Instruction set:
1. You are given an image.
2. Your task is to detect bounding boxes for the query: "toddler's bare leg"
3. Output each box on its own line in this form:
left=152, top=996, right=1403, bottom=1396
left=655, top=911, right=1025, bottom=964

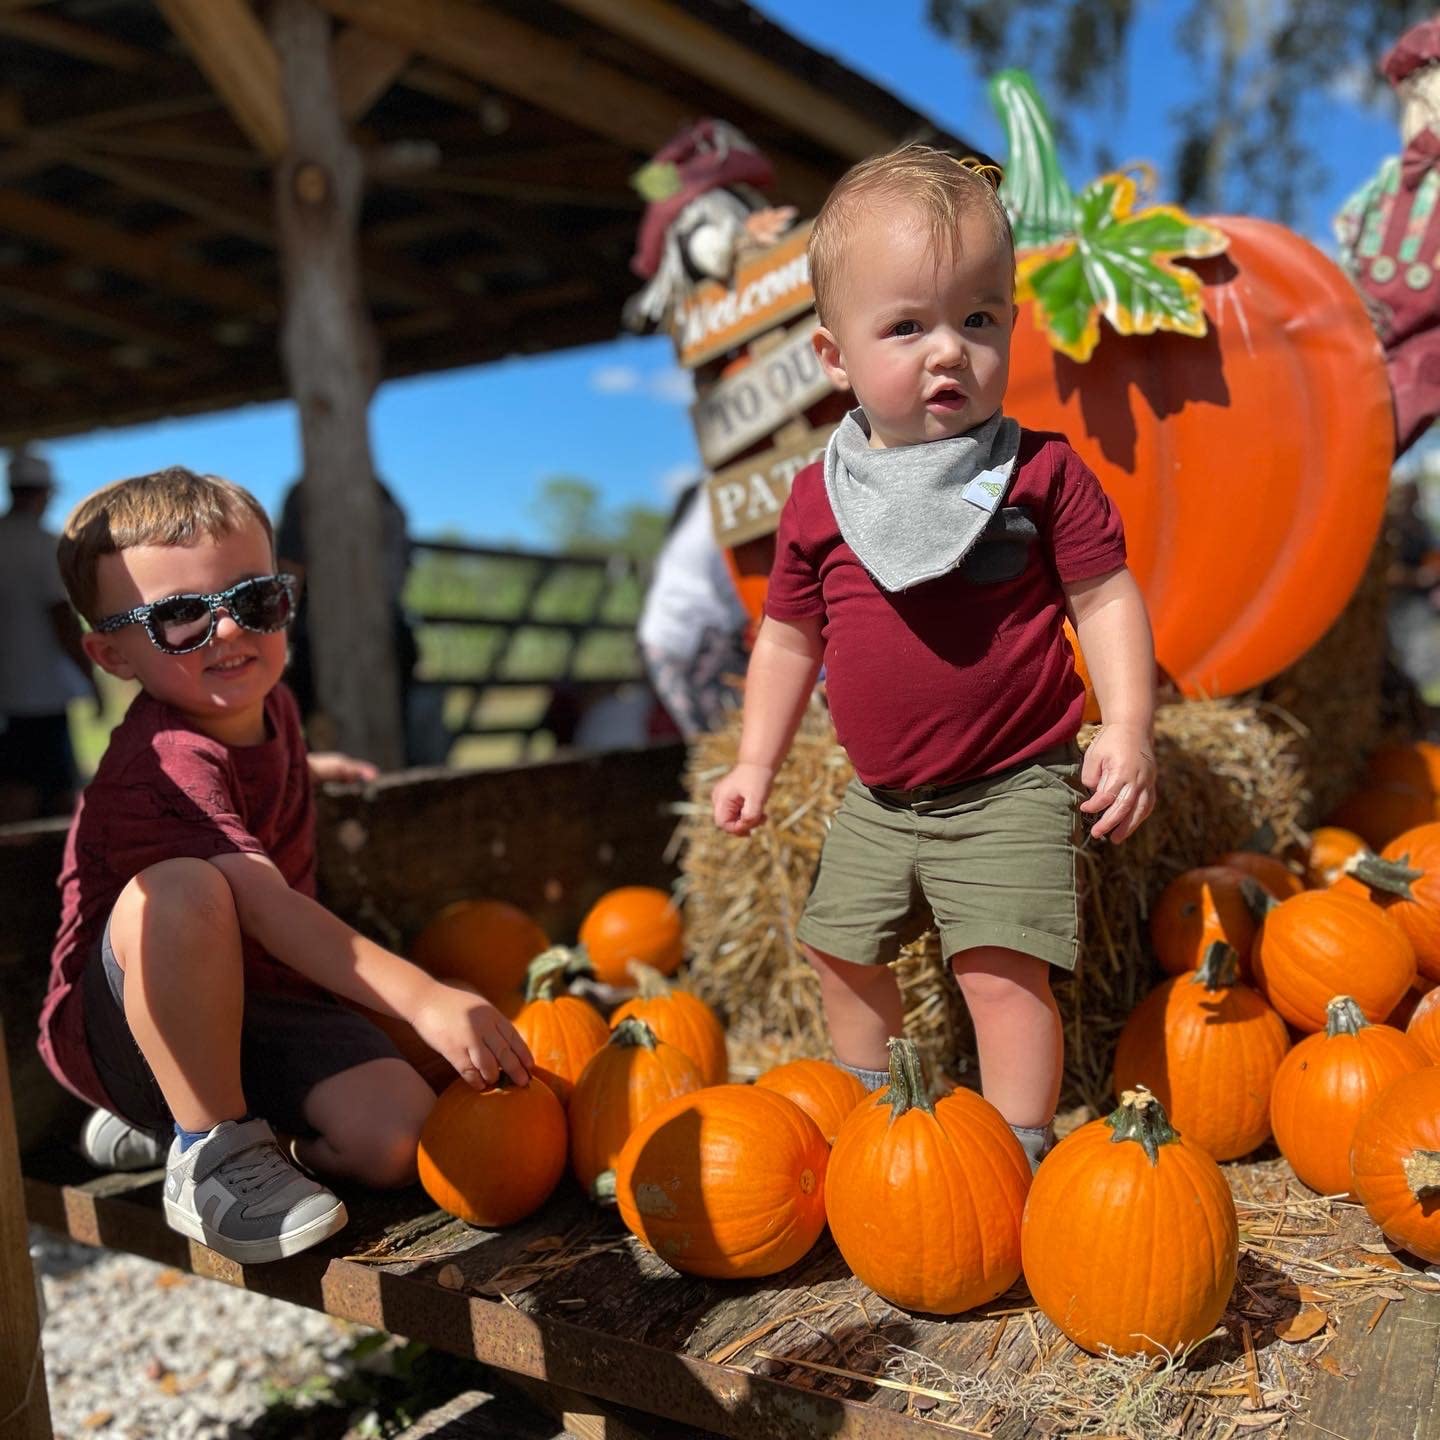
left=802, top=944, right=903, bottom=1072
left=297, top=1058, right=436, bottom=1188
left=949, top=946, right=1062, bottom=1128
left=107, top=858, right=247, bottom=1132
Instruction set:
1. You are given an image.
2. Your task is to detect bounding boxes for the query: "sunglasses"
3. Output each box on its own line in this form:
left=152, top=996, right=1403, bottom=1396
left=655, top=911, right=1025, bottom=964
left=94, top=573, right=299, bottom=655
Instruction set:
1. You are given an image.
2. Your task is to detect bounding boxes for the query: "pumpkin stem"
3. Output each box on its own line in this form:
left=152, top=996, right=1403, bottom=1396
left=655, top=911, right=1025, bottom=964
left=881, top=1037, right=936, bottom=1121
left=986, top=69, right=1075, bottom=247
left=1324, top=995, right=1371, bottom=1037
left=1191, top=941, right=1240, bottom=991
left=1343, top=852, right=1422, bottom=900
left=1105, top=1086, right=1181, bottom=1166
left=1238, top=877, right=1274, bottom=923
left=627, top=962, right=672, bottom=998
left=523, top=945, right=586, bottom=1001
left=608, top=1017, right=659, bottom=1050
left=591, top=1169, right=617, bottom=1205
left=1403, top=1149, right=1440, bottom=1199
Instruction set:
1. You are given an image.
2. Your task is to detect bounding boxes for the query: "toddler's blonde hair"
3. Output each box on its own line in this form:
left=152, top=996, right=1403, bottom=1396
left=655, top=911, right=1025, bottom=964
left=808, top=144, right=1012, bottom=325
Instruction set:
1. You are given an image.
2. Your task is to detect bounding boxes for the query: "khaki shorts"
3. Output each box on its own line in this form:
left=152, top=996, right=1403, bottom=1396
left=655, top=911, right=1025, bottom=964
left=796, top=744, right=1085, bottom=971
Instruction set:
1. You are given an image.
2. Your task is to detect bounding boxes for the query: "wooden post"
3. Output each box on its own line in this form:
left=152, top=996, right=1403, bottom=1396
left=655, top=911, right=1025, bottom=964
left=0, top=1029, right=51, bottom=1440
left=271, top=0, right=403, bottom=769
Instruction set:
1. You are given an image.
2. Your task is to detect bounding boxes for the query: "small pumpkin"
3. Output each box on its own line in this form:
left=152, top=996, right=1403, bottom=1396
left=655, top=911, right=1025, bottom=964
left=755, top=1058, right=867, bottom=1146
left=512, top=948, right=610, bottom=1105
left=1250, top=888, right=1416, bottom=1032
left=1112, top=941, right=1289, bottom=1161
left=568, top=1018, right=703, bottom=1193
left=410, top=898, right=549, bottom=1018
left=417, top=1074, right=567, bottom=1228
left=1216, top=851, right=1305, bottom=900
left=579, top=886, right=684, bottom=985
left=1149, top=867, right=1268, bottom=978
left=1350, top=1068, right=1440, bottom=1263
left=609, top=963, right=728, bottom=1085
left=612, top=1084, right=829, bottom=1279
left=1405, top=985, right=1440, bottom=1063
left=1305, top=827, right=1369, bottom=889
left=1020, top=1087, right=1239, bottom=1357
left=825, top=1039, right=1029, bottom=1314
left=1269, top=995, right=1429, bottom=1198
left=1335, top=822, right=1440, bottom=984
left=1326, top=742, right=1440, bottom=849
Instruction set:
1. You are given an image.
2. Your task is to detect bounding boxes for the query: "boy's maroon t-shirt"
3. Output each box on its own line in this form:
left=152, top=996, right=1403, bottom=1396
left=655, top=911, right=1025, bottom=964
left=38, top=683, right=322, bottom=1111
left=765, top=429, right=1127, bottom=791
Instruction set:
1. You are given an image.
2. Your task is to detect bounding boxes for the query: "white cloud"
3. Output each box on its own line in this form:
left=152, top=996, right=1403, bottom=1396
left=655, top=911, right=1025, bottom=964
left=647, top=368, right=694, bottom=404
left=589, top=364, right=644, bottom=394
left=588, top=363, right=693, bottom=405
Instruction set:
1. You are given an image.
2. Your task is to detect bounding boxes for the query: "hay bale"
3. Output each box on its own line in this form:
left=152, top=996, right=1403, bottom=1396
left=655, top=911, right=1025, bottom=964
left=678, top=544, right=1394, bottom=1112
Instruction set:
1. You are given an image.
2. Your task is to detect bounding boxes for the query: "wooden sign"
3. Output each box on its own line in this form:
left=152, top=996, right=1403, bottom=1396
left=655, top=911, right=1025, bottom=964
left=706, top=423, right=837, bottom=547
left=690, top=318, right=835, bottom=469
left=675, top=221, right=815, bottom=368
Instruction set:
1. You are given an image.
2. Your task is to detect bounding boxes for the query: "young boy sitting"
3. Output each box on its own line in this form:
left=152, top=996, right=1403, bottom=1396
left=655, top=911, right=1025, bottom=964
left=711, top=147, right=1157, bottom=1168
left=37, top=467, right=534, bottom=1263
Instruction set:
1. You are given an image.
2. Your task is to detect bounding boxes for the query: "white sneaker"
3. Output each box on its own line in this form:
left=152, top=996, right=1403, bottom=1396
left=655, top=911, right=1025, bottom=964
left=78, top=1108, right=169, bottom=1172
left=162, top=1118, right=347, bottom=1264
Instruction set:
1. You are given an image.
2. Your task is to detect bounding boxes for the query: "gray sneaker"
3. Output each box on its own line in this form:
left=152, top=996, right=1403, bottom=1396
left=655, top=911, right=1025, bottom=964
left=162, top=1118, right=347, bottom=1264
left=79, top=1108, right=169, bottom=1172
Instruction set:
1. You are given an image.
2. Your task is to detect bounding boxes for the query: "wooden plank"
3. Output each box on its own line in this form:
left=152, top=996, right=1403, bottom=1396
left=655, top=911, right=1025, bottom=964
left=154, top=0, right=288, bottom=159
left=690, top=319, right=834, bottom=468
left=708, top=424, right=836, bottom=547
left=552, top=0, right=895, bottom=162
left=0, top=11, right=148, bottom=70
left=333, top=25, right=411, bottom=121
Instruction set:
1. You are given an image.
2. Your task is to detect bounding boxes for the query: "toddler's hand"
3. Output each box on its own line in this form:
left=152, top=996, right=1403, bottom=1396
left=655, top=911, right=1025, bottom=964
left=411, top=982, right=534, bottom=1090
left=308, top=751, right=380, bottom=785
left=712, top=762, right=774, bottom=837
left=1079, top=723, right=1156, bottom=844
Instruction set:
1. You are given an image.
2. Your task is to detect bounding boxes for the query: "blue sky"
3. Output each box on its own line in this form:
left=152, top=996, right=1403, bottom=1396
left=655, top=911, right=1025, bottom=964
left=34, top=0, right=1401, bottom=547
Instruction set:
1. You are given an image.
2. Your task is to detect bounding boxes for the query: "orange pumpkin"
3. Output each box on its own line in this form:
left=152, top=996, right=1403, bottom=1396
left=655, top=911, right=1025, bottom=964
left=1350, top=1069, right=1440, bottom=1263
left=1149, top=867, right=1267, bottom=978
left=1406, top=986, right=1440, bottom=1063
left=1250, top=889, right=1416, bottom=1032
left=609, top=964, right=728, bottom=1085
left=568, top=1018, right=703, bottom=1193
left=1269, top=995, right=1429, bottom=1199
left=417, top=1074, right=567, bottom=1228
left=1327, top=742, right=1440, bottom=849
left=579, top=886, right=684, bottom=986
left=1305, top=827, right=1369, bottom=889
left=825, top=1040, right=1028, bottom=1314
left=1007, top=217, right=1392, bottom=699
left=1217, top=851, right=1305, bottom=900
left=1112, top=942, right=1289, bottom=1161
left=613, top=1084, right=829, bottom=1279
left=1021, top=1087, right=1238, bottom=1357
left=511, top=948, right=610, bottom=1105
left=1336, top=823, right=1440, bottom=984
left=409, top=898, right=549, bottom=1019
left=755, top=1058, right=867, bottom=1146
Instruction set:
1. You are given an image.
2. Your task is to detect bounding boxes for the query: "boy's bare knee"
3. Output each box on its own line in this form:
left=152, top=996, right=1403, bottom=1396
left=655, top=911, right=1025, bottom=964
left=111, top=857, right=239, bottom=969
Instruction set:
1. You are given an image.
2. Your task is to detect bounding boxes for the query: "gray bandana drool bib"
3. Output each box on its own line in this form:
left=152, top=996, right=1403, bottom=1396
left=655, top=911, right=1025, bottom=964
left=823, top=408, right=1022, bottom=592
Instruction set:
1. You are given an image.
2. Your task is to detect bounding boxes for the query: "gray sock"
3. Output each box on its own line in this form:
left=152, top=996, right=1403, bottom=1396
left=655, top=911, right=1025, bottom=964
left=1010, top=1122, right=1057, bottom=1173
left=835, top=1059, right=891, bottom=1093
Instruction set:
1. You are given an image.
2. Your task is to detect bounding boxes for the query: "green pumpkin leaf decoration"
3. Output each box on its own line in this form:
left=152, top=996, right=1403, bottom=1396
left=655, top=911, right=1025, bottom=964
left=1016, top=170, right=1229, bottom=363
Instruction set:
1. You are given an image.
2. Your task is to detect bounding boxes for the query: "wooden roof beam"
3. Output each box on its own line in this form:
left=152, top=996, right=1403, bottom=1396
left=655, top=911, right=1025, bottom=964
left=0, top=11, right=149, bottom=70
left=0, top=273, right=219, bottom=357
left=153, top=0, right=288, bottom=160
left=333, top=25, right=411, bottom=121
left=552, top=0, right=895, bottom=161
left=310, top=0, right=835, bottom=211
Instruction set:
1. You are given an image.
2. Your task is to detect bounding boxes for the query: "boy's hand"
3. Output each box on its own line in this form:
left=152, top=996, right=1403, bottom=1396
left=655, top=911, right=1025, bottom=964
left=411, top=982, right=534, bottom=1090
left=308, top=751, right=380, bottom=785
left=713, top=762, right=775, bottom=837
left=1078, top=723, right=1156, bottom=844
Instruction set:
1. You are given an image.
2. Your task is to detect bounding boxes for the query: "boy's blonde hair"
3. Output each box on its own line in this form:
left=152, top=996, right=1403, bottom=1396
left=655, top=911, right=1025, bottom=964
left=59, top=466, right=273, bottom=623
left=808, top=144, right=1013, bottom=326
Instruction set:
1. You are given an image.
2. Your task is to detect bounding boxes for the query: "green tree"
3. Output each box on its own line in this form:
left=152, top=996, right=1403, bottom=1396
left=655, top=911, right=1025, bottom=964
left=927, top=0, right=1430, bottom=224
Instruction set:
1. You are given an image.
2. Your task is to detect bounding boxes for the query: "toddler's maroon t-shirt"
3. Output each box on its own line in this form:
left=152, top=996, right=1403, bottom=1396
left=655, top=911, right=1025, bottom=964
left=38, top=683, right=321, bottom=1110
left=764, top=429, right=1127, bottom=791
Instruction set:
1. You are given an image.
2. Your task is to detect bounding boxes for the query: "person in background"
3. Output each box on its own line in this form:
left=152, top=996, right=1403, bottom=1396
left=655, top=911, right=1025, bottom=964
left=0, top=448, right=98, bottom=823
left=638, top=480, right=750, bottom=739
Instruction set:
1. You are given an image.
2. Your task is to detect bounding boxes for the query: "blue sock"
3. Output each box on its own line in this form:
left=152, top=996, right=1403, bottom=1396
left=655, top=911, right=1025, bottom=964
left=174, top=1115, right=253, bottom=1152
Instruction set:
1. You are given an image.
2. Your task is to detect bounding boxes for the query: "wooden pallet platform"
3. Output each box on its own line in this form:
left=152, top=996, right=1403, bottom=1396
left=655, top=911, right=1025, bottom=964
left=22, top=1148, right=1440, bottom=1439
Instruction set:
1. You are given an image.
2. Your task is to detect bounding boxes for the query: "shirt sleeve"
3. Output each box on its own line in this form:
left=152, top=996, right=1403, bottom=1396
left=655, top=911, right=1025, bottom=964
left=1046, top=442, right=1128, bottom=582
left=763, top=480, right=825, bottom=620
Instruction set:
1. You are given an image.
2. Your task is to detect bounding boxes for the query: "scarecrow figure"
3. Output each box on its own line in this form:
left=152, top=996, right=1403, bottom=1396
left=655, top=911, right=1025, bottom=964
left=624, top=119, right=796, bottom=334
left=1336, top=17, right=1440, bottom=455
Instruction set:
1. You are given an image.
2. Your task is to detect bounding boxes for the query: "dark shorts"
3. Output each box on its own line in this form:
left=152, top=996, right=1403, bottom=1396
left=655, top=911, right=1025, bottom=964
left=796, top=743, right=1086, bottom=971
left=81, top=912, right=402, bottom=1136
